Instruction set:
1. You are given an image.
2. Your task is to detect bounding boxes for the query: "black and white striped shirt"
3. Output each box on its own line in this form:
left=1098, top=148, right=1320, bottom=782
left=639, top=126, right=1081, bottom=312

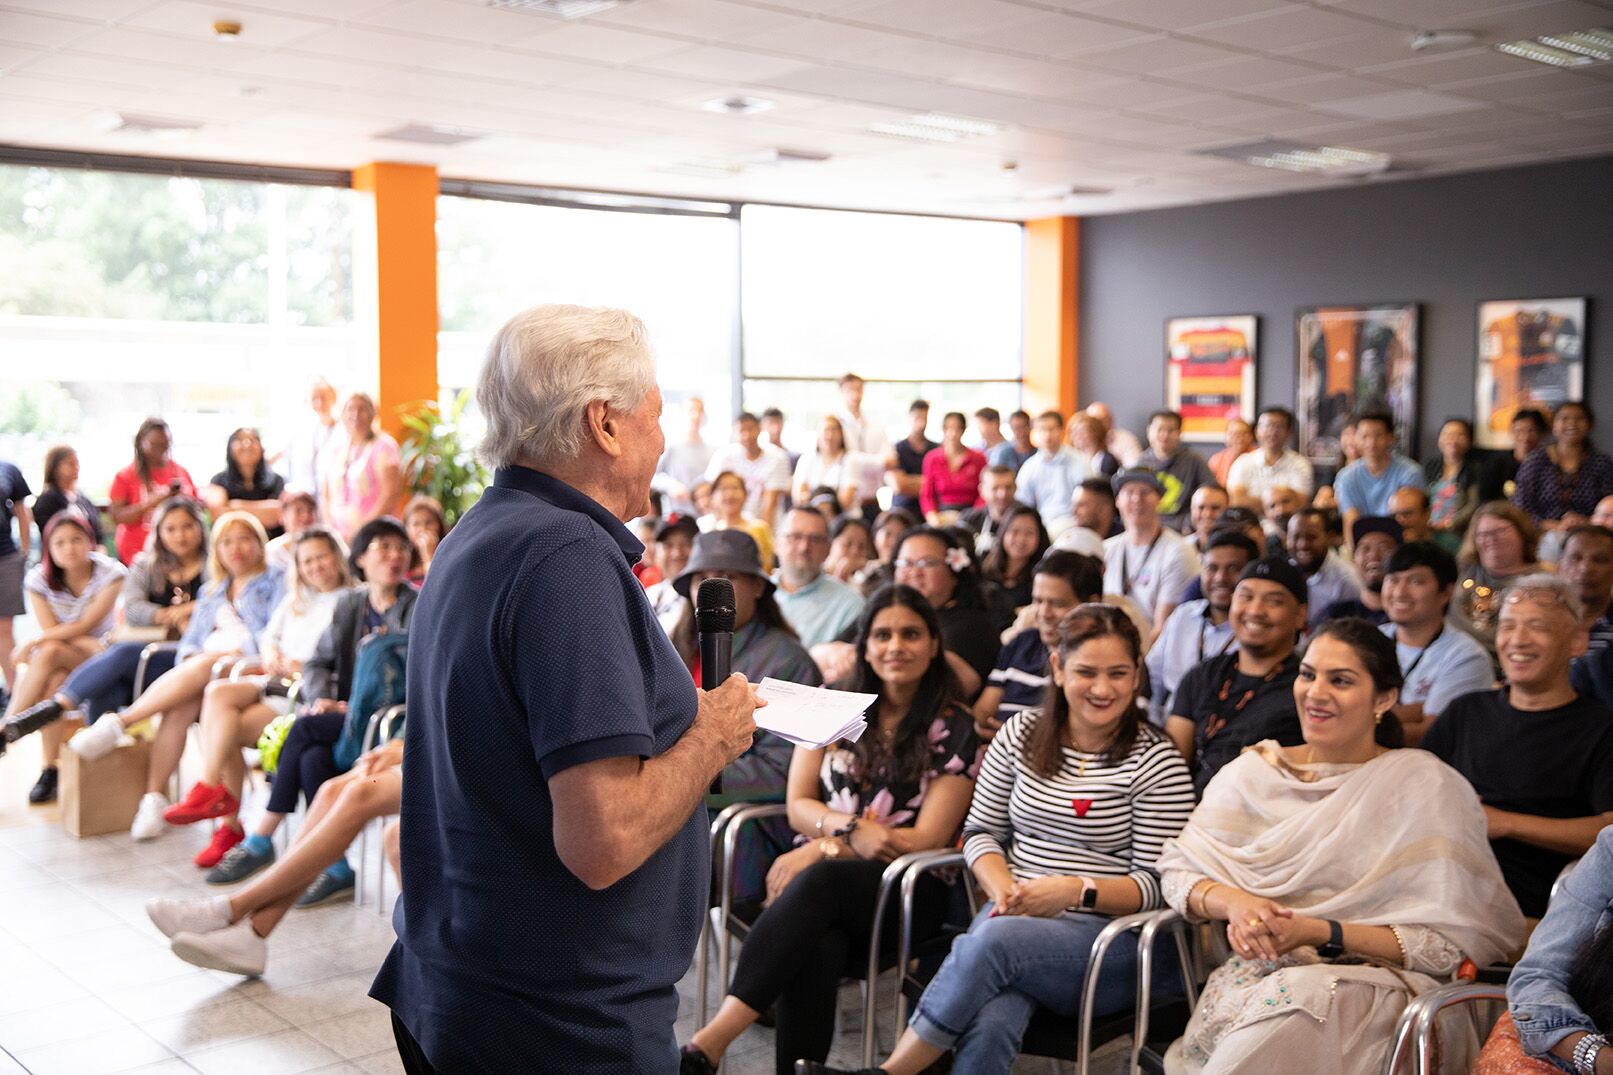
left=961, top=708, right=1196, bottom=910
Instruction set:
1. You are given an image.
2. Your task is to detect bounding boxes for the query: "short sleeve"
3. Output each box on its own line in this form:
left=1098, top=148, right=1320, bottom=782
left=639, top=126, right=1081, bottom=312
left=506, top=539, right=660, bottom=778
left=1419, top=695, right=1459, bottom=760
left=373, top=435, right=401, bottom=470
left=1588, top=730, right=1613, bottom=813
left=927, top=704, right=983, bottom=781
left=766, top=452, right=791, bottom=491
left=5, top=464, right=30, bottom=501
left=23, top=564, right=48, bottom=602
left=210, top=470, right=231, bottom=489
left=1421, top=643, right=1495, bottom=716
left=108, top=467, right=138, bottom=504
left=173, top=466, right=198, bottom=498
left=1170, top=661, right=1208, bottom=723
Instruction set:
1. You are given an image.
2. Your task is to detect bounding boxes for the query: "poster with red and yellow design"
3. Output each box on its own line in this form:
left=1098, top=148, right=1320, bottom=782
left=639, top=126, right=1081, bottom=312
left=1165, top=315, right=1257, bottom=444
left=1475, top=297, right=1586, bottom=449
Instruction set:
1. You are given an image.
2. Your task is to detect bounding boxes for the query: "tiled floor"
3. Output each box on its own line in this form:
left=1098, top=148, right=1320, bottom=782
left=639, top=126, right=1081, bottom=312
left=0, top=733, right=1125, bottom=1074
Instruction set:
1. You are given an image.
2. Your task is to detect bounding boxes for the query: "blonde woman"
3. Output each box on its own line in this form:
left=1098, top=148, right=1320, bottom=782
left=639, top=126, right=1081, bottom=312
left=164, top=527, right=351, bottom=868
left=69, top=512, right=284, bottom=848
left=321, top=392, right=402, bottom=540
left=699, top=470, right=775, bottom=572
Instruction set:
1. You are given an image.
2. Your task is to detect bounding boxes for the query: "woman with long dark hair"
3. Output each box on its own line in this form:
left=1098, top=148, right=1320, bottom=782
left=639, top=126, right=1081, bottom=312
left=32, top=443, right=101, bottom=546
left=804, top=603, right=1194, bottom=1075
left=1514, top=401, right=1613, bottom=528
left=979, top=503, right=1051, bottom=619
left=893, top=525, right=1000, bottom=696
left=108, top=417, right=197, bottom=565
left=203, top=427, right=285, bottom=537
left=1425, top=418, right=1480, bottom=554
left=680, top=585, right=979, bottom=1075
left=1155, top=618, right=1524, bottom=1074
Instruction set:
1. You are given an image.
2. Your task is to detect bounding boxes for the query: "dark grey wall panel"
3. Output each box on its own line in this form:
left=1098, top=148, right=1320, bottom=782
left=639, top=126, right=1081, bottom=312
left=1078, top=156, right=1613, bottom=457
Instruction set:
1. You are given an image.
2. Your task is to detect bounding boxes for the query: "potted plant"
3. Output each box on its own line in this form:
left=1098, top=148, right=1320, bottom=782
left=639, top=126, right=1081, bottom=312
left=397, top=388, right=487, bottom=528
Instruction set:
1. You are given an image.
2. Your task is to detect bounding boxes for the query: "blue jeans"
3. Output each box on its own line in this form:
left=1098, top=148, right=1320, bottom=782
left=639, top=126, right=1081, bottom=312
left=910, top=903, right=1176, bottom=1073
left=60, top=641, right=177, bottom=719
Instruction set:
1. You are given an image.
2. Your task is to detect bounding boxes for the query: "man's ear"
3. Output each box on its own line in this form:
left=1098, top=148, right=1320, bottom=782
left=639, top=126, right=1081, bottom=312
left=584, top=399, right=621, bottom=459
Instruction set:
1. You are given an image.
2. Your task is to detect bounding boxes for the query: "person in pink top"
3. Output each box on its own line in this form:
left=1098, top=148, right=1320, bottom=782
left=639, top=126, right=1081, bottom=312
left=320, top=392, right=403, bottom=541
left=921, top=411, right=988, bottom=525
left=108, top=418, right=198, bottom=565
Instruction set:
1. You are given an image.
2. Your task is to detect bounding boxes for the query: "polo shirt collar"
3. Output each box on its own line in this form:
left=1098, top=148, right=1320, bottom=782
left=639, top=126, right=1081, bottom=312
left=493, top=465, right=643, bottom=562
left=772, top=570, right=824, bottom=596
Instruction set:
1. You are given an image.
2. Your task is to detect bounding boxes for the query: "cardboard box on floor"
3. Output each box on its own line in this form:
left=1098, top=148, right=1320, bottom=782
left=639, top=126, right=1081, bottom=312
left=58, top=718, right=151, bottom=838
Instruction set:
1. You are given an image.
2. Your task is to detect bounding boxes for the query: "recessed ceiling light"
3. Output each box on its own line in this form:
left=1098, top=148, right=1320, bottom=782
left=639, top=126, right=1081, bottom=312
left=1496, top=26, right=1612, bottom=66
left=738, top=147, right=830, bottom=167
left=1196, top=138, right=1391, bottom=177
left=374, top=123, right=484, bottom=145
left=91, top=111, right=205, bottom=136
left=1410, top=29, right=1476, bottom=52
left=488, top=0, right=627, bottom=17
left=867, top=112, right=1002, bottom=143
left=701, top=95, right=774, bottom=115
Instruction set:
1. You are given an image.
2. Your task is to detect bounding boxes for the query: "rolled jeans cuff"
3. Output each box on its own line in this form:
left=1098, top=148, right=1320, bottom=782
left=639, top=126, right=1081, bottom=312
left=907, top=1008, right=963, bottom=1051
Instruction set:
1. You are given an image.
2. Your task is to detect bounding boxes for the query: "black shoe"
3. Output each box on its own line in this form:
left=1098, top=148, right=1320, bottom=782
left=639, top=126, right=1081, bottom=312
left=28, top=766, right=59, bottom=804
left=3, top=697, right=65, bottom=749
left=680, top=1045, right=718, bottom=1075
left=794, top=1063, right=883, bottom=1075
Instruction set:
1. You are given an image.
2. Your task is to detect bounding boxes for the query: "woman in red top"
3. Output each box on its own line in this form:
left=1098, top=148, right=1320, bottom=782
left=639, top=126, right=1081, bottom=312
left=920, top=411, right=987, bottom=525
left=109, top=418, right=197, bottom=565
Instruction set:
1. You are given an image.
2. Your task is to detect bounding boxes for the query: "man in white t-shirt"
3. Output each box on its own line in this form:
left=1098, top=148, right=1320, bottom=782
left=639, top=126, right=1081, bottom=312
left=1226, top=405, right=1314, bottom=505
left=705, top=411, right=792, bottom=530
left=1102, top=469, right=1200, bottom=639
left=833, top=372, right=890, bottom=459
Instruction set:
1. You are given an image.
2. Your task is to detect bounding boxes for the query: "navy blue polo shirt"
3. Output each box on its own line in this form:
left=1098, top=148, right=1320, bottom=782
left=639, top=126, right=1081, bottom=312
left=371, top=466, right=705, bottom=1072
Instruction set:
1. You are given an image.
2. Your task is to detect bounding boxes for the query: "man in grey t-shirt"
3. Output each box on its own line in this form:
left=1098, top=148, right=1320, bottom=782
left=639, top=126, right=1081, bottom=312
left=1378, top=540, right=1494, bottom=746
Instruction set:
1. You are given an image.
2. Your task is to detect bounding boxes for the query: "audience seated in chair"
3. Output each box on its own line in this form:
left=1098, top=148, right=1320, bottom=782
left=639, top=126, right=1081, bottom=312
left=1452, top=502, right=1541, bottom=666
left=973, top=550, right=1102, bottom=743
left=1145, top=530, right=1259, bottom=728
left=680, top=585, right=980, bottom=1075
left=202, top=426, right=285, bottom=538
left=67, top=511, right=283, bottom=846
left=1166, top=557, right=1307, bottom=796
left=197, top=516, right=417, bottom=888
left=1377, top=540, right=1494, bottom=746
left=772, top=508, right=865, bottom=650
left=804, top=603, right=1194, bottom=1075
left=1287, top=507, right=1358, bottom=629
left=701, top=469, right=777, bottom=573
left=823, top=515, right=873, bottom=587
left=1103, top=469, right=1199, bottom=643
left=978, top=504, right=1050, bottom=631
left=1475, top=825, right=1613, bottom=1074
left=265, top=488, right=318, bottom=575
left=1157, top=619, right=1525, bottom=1074
left=402, top=494, right=445, bottom=584
left=146, top=737, right=405, bottom=977
left=4, top=511, right=126, bottom=803
left=1320, top=516, right=1401, bottom=624
left=1556, top=523, right=1613, bottom=654
left=1421, top=574, right=1613, bottom=919
left=163, top=526, right=352, bottom=867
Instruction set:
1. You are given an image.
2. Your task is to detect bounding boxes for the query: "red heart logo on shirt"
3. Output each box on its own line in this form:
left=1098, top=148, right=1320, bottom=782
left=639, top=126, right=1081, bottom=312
left=1072, top=798, right=1092, bottom=818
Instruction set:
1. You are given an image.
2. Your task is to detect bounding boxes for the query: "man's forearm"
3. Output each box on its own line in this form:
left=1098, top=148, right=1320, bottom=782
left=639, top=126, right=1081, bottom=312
left=1496, top=809, right=1611, bottom=857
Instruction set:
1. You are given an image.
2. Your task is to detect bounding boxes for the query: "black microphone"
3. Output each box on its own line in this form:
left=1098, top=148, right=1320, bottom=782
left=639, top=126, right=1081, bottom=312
left=695, top=577, right=736, bottom=795
left=0, top=699, right=67, bottom=758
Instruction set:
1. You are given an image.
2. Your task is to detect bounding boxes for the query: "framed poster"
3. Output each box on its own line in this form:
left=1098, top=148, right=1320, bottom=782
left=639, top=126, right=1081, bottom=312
left=1475, top=296, right=1587, bottom=449
left=1295, top=303, right=1419, bottom=463
left=1165, top=315, right=1257, bottom=444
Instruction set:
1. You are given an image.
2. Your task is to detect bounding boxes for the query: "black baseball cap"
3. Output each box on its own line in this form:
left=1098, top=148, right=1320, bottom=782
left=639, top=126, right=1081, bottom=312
left=1237, top=556, right=1308, bottom=605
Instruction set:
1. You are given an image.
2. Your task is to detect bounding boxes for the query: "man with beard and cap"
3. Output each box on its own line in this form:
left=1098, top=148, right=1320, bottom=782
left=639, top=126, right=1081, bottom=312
left=1146, top=531, right=1259, bottom=728
left=1166, top=557, right=1308, bottom=794
left=1288, top=506, right=1358, bottom=629
left=1321, top=517, right=1401, bottom=625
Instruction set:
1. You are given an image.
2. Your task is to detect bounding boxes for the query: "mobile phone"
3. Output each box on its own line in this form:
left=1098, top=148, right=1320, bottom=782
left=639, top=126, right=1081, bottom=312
left=169, top=479, right=182, bottom=494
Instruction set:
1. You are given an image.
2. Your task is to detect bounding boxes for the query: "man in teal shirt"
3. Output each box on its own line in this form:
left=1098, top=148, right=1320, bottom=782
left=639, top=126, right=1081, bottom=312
left=773, top=507, right=865, bottom=648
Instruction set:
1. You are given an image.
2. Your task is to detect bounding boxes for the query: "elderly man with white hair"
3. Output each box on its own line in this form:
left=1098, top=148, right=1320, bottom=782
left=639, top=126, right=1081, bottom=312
left=370, top=304, right=761, bottom=1074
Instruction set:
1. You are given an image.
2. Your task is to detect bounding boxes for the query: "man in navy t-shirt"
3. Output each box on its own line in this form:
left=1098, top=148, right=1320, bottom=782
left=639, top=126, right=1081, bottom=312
left=371, top=305, right=760, bottom=1073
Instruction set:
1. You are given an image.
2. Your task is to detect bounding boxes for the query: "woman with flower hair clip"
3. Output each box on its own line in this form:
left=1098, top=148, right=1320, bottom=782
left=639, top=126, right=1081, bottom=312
left=892, top=524, right=1001, bottom=698
left=679, top=584, right=980, bottom=1075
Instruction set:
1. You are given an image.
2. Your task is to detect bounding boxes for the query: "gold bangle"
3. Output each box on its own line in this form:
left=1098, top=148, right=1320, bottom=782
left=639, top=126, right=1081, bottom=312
left=1196, top=880, right=1219, bottom=918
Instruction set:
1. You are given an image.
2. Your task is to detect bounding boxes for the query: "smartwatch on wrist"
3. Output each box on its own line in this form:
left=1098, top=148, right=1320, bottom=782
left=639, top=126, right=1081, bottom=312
left=1317, top=919, right=1345, bottom=959
left=1065, top=877, right=1100, bottom=913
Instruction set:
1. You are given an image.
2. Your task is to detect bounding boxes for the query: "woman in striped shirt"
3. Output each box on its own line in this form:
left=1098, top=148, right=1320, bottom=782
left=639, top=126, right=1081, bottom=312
left=804, top=603, right=1195, bottom=1075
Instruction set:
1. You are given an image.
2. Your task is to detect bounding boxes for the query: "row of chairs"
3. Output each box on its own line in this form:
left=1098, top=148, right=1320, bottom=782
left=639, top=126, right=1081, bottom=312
left=697, top=806, right=1574, bottom=1075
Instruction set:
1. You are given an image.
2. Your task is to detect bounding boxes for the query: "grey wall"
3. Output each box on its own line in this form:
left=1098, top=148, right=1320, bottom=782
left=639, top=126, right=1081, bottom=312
left=1078, top=155, right=1613, bottom=458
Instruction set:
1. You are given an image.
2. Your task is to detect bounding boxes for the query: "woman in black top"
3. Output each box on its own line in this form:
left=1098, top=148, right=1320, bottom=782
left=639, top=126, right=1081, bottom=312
left=204, top=428, right=285, bottom=538
left=979, top=503, right=1050, bottom=629
left=33, top=444, right=102, bottom=546
left=893, top=525, right=1000, bottom=698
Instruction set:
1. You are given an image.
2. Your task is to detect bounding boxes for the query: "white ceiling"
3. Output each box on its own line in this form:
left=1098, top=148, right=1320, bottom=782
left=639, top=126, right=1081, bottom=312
left=1, top=0, right=1611, bottom=217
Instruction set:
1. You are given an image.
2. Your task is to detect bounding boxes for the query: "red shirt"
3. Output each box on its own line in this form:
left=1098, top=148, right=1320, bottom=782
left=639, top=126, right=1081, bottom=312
left=108, top=460, right=197, bottom=564
left=920, top=446, right=987, bottom=516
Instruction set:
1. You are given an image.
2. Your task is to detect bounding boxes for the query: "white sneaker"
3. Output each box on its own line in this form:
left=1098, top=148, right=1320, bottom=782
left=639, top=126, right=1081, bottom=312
left=68, top=714, right=126, bottom=760
left=146, top=894, right=232, bottom=939
left=171, top=917, right=266, bottom=977
left=130, top=792, right=169, bottom=841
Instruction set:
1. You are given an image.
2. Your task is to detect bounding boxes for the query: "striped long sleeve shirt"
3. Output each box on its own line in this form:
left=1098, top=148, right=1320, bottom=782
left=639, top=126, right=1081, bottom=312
left=961, top=708, right=1196, bottom=910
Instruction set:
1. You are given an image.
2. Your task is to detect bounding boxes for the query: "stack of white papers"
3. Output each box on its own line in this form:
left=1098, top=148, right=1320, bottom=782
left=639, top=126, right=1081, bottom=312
left=753, top=677, right=877, bottom=749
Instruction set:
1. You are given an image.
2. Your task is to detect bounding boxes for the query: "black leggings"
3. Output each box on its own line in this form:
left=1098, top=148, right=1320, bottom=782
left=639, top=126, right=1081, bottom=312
left=728, top=858, right=947, bottom=1075
left=266, top=710, right=346, bottom=815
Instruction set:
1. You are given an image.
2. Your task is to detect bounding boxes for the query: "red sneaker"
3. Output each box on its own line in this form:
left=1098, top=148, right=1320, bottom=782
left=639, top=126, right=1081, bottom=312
left=164, top=782, right=239, bottom=826
left=194, top=823, right=244, bottom=869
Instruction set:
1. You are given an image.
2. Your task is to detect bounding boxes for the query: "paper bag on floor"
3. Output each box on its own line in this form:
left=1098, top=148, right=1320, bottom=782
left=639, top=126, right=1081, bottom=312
left=59, top=729, right=150, bottom=838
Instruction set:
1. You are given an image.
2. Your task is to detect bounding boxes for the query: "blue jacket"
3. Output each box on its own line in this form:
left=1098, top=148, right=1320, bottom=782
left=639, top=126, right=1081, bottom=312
left=1508, top=824, right=1613, bottom=1066
left=177, top=568, right=285, bottom=660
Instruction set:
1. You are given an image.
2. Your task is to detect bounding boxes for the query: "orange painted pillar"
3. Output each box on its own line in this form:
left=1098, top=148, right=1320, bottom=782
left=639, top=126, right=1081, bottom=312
left=1022, top=215, right=1079, bottom=420
left=352, top=162, right=439, bottom=442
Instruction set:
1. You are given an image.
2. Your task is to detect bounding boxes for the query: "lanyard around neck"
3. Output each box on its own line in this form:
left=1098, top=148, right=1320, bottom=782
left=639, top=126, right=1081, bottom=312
left=1119, top=531, right=1163, bottom=597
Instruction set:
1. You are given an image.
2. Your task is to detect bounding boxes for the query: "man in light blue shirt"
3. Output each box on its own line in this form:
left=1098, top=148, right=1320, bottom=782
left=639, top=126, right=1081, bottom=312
left=772, top=508, right=865, bottom=648
left=1333, top=408, right=1425, bottom=537
left=987, top=409, right=1036, bottom=473
left=1016, top=410, right=1091, bottom=532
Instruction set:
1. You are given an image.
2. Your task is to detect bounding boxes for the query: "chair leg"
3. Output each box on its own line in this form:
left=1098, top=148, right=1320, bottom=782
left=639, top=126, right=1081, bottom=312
left=376, top=817, right=391, bottom=918
left=355, top=822, right=369, bottom=907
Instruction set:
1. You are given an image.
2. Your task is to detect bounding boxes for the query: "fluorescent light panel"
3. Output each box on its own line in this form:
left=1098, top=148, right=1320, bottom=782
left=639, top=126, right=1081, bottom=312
left=867, top=112, right=1003, bottom=143
left=1195, top=138, right=1390, bottom=176
left=488, top=0, right=624, bottom=18
left=1496, top=25, right=1612, bottom=66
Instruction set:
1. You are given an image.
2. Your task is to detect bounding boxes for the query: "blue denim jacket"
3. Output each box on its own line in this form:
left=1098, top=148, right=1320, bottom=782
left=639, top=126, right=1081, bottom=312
left=1508, top=824, right=1613, bottom=1066
left=177, top=567, right=285, bottom=660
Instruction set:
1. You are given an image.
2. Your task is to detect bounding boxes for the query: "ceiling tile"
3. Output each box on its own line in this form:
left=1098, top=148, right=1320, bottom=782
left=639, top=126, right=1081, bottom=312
left=1078, top=0, right=1300, bottom=32
left=1, top=0, right=157, bottom=17
left=1251, top=72, right=1407, bottom=103
left=1315, top=87, right=1488, bottom=118
left=1077, top=34, right=1247, bottom=74
left=946, top=55, right=1130, bottom=101
left=1363, top=47, right=1534, bottom=87
left=351, top=0, right=561, bottom=46
left=1187, top=6, right=1392, bottom=51
left=856, top=0, right=1045, bottom=38
left=1163, top=54, right=1331, bottom=90
left=504, top=23, right=691, bottom=64
left=0, top=9, right=107, bottom=48
left=225, top=49, right=399, bottom=86
left=644, top=43, right=811, bottom=82
left=1273, top=31, right=1426, bottom=70
left=0, top=43, right=46, bottom=73
left=962, top=11, right=1156, bottom=59
left=118, top=1, right=331, bottom=49
left=590, top=0, right=803, bottom=42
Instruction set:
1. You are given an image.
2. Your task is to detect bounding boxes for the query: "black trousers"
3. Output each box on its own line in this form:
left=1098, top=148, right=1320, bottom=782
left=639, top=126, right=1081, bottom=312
left=728, top=858, right=946, bottom=1075
left=392, top=1012, right=438, bottom=1075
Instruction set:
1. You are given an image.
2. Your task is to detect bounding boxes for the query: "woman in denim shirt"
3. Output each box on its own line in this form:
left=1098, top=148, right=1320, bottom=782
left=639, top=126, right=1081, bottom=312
left=1478, top=824, right=1613, bottom=1074
left=68, top=511, right=284, bottom=849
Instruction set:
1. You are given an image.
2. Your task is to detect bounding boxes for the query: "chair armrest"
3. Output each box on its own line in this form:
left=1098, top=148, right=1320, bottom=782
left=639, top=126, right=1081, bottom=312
left=1383, top=981, right=1509, bottom=1075
left=229, top=658, right=267, bottom=681
left=717, top=802, right=792, bottom=921
left=133, top=641, right=181, bottom=697
left=378, top=703, right=406, bottom=742
left=861, top=849, right=970, bottom=1064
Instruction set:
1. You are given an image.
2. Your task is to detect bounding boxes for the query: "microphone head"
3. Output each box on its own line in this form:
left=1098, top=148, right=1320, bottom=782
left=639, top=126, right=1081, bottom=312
left=694, top=577, right=737, bottom=634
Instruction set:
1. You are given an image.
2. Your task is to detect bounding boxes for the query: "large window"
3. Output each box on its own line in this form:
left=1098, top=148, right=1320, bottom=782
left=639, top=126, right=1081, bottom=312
left=739, top=205, right=1023, bottom=445
left=436, top=196, right=739, bottom=422
left=0, top=164, right=359, bottom=499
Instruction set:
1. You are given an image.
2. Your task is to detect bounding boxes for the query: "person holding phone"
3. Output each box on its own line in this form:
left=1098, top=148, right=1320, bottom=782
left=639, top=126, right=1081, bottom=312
left=109, top=418, right=197, bottom=565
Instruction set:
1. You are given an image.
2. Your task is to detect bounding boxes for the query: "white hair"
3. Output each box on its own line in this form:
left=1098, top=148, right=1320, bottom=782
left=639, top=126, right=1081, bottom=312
left=1500, top=572, right=1583, bottom=624
left=476, top=304, right=657, bottom=470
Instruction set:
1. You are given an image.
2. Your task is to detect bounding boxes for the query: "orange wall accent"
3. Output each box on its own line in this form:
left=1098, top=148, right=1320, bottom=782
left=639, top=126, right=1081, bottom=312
left=1022, top=215, right=1079, bottom=421
left=352, top=162, right=439, bottom=442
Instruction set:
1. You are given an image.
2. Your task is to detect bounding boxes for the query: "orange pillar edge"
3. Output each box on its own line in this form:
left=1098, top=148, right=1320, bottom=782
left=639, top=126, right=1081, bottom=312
left=1022, top=215, right=1079, bottom=421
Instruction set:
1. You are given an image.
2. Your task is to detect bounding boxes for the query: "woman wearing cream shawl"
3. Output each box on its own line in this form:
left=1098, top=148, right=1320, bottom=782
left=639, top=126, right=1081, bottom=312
left=1156, top=619, right=1526, bottom=1074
